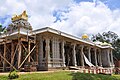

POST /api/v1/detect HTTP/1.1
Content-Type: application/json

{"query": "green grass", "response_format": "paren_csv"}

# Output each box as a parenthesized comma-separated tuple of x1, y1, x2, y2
(113, 75, 120, 80)
(0, 71, 120, 80)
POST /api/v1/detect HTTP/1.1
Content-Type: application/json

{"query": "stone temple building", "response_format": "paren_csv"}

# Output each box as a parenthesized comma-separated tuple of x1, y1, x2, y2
(0, 11, 114, 72)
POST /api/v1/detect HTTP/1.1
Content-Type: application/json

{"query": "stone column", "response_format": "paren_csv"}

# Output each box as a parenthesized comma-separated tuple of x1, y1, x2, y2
(110, 49, 114, 67)
(72, 43, 77, 66)
(94, 48, 98, 66)
(57, 39, 60, 59)
(80, 45, 84, 67)
(45, 38, 50, 68)
(61, 41, 65, 67)
(39, 37, 43, 66)
(52, 39, 54, 67)
(52, 38, 55, 59)
(107, 49, 111, 67)
(99, 49, 102, 67)
(54, 38, 57, 58)
(88, 47, 91, 62)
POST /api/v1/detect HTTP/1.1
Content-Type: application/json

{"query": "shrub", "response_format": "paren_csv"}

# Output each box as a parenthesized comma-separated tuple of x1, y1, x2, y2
(8, 70, 19, 79)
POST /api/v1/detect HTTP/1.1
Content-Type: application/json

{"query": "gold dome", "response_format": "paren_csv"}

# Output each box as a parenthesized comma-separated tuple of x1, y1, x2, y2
(100, 42, 112, 46)
(82, 34, 89, 39)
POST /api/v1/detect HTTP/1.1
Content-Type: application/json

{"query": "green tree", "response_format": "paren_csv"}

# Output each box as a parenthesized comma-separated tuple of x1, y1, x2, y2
(91, 31, 120, 60)
(0, 24, 6, 34)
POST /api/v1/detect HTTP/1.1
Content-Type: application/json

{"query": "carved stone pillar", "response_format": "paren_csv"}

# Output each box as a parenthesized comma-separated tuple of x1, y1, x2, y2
(61, 41, 65, 67)
(94, 48, 98, 66)
(72, 43, 77, 66)
(80, 45, 84, 67)
(45, 38, 50, 68)
(110, 49, 114, 67)
(88, 47, 91, 62)
(39, 36, 43, 66)
(57, 39, 60, 59)
(99, 49, 102, 67)
(107, 49, 111, 67)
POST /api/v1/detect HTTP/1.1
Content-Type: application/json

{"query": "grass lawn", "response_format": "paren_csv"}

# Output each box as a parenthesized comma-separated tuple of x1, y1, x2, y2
(0, 71, 120, 80)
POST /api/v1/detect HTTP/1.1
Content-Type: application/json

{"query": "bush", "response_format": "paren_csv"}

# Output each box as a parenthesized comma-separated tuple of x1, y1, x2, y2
(8, 70, 19, 79)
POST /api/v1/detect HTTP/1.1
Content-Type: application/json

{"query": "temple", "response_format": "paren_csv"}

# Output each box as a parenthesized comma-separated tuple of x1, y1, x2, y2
(0, 11, 114, 72)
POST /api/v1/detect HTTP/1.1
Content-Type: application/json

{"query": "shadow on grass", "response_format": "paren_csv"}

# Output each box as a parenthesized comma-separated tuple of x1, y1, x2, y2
(69, 72, 118, 80)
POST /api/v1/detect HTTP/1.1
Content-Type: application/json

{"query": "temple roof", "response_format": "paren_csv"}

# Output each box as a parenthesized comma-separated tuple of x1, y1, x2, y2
(32, 27, 113, 49)
(0, 27, 113, 49)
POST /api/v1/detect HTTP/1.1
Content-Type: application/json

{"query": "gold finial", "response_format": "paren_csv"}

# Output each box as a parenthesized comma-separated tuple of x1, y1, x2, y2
(11, 10, 28, 22)
(82, 34, 89, 39)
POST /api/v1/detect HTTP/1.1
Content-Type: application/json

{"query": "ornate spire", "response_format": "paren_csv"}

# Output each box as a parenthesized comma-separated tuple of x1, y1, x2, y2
(7, 11, 32, 33)
(11, 10, 28, 22)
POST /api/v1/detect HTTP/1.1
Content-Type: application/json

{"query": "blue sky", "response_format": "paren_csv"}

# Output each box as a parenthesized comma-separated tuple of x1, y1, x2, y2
(0, 0, 120, 36)
(74, 0, 120, 10)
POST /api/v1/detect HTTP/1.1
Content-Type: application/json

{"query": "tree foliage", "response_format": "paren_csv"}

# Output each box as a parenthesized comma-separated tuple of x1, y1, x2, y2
(0, 24, 6, 34)
(91, 31, 120, 60)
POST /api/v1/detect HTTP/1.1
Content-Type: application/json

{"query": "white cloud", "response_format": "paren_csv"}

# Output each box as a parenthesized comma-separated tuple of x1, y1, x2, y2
(51, 1, 120, 37)
(0, 0, 73, 29)
(0, 0, 120, 37)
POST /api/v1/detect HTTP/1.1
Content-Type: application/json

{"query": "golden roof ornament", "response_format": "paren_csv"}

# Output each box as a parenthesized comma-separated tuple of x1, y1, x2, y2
(100, 42, 112, 46)
(11, 10, 28, 22)
(82, 34, 89, 39)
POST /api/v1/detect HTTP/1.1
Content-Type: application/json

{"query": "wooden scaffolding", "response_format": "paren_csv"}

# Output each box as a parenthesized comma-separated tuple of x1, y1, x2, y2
(0, 29, 38, 72)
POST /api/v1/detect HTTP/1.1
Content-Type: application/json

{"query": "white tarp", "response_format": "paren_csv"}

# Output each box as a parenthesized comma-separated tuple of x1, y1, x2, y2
(83, 53, 95, 67)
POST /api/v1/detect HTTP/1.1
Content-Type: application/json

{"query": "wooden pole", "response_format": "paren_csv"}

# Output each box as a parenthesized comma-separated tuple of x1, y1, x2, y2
(11, 41, 14, 70)
(11, 43, 19, 65)
(18, 40, 21, 69)
(0, 52, 16, 70)
(3, 42, 6, 71)
(21, 42, 28, 53)
(28, 40, 30, 62)
(18, 44, 36, 69)
(6, 46, 11, 54)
